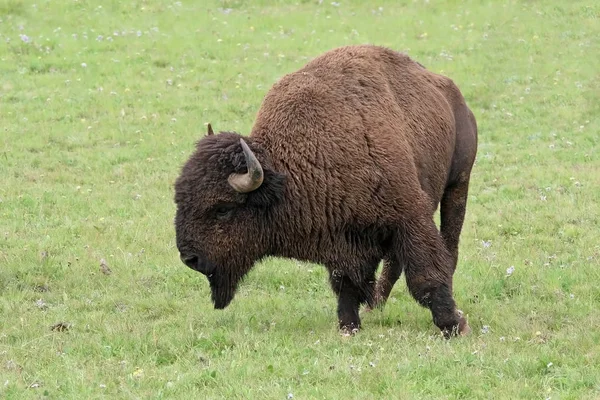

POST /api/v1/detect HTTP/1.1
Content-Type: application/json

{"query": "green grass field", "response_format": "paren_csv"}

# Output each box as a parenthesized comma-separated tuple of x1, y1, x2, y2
(1, 0, 599, 398)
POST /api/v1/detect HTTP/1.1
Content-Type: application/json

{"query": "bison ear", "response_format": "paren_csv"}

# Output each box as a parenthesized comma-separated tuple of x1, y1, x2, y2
(207, 123, 214, 136)
(246, 168, 286, 207)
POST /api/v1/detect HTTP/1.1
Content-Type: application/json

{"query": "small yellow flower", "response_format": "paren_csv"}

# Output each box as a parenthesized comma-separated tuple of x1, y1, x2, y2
(132, 368, 144, 379)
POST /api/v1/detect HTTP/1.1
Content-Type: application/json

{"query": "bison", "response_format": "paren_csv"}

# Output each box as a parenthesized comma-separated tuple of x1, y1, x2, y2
(174, 45, 477, 337)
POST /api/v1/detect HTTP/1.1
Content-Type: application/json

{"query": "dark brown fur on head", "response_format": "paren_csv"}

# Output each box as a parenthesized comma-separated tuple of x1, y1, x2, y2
(174, 132, 285, 308)
(174, 44, 477, 336)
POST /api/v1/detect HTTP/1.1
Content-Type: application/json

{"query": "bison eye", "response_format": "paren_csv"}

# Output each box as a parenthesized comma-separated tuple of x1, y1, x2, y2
(213, 204, 236, 220)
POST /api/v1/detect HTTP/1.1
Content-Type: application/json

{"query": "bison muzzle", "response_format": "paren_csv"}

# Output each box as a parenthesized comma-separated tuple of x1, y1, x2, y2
(174, 45, 477, 337)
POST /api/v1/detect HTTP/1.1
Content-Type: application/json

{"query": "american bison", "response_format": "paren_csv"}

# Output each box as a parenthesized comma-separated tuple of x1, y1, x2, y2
(174, 45, 477, 337)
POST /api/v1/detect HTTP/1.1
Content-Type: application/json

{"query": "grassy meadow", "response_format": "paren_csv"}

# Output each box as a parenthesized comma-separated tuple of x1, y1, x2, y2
(1, 0, 599, 398)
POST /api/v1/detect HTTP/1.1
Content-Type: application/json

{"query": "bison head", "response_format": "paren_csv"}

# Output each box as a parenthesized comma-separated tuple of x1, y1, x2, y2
(174, 129, 285, 309)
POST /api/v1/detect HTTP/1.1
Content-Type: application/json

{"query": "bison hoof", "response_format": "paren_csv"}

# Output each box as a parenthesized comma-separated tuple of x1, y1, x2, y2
(457, 311, 471, 336)
(340, 323, 360, 337)
(364, 296, 386, 313)
(440, 310, 471, 339)
(363, 304, 377, 313)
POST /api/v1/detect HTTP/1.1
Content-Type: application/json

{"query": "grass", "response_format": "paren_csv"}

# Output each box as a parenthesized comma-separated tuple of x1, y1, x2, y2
(1, 0, 599, 398)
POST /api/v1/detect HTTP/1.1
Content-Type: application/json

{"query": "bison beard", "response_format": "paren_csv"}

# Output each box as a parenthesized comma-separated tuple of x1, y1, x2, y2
(209, 272, 235, 310)
(174, 45, 477, 338)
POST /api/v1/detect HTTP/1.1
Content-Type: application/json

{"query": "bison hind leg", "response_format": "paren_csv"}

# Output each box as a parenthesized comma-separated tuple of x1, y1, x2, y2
(440, 178, 471, 273)
(367, 257, 404, 311)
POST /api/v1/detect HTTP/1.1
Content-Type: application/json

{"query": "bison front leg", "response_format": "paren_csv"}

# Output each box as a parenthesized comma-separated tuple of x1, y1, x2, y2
(400, 218, 471, 338)
(328, 267, 376, 334)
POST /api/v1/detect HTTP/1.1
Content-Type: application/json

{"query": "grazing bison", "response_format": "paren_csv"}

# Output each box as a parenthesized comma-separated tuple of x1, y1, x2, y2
(174, 45, 477, 337)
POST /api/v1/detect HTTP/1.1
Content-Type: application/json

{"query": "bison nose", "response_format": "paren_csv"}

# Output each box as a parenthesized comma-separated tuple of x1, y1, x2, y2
(180, 253, 217, 277)
(180, 254, 199, 269)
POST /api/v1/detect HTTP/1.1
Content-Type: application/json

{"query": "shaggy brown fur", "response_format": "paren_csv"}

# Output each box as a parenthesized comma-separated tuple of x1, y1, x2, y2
(174, 44, 477, 337)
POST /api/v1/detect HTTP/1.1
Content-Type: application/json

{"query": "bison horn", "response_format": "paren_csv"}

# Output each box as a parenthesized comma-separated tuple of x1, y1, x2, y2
(228, 139, 264, 193)
(207, 123, 214, 136)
